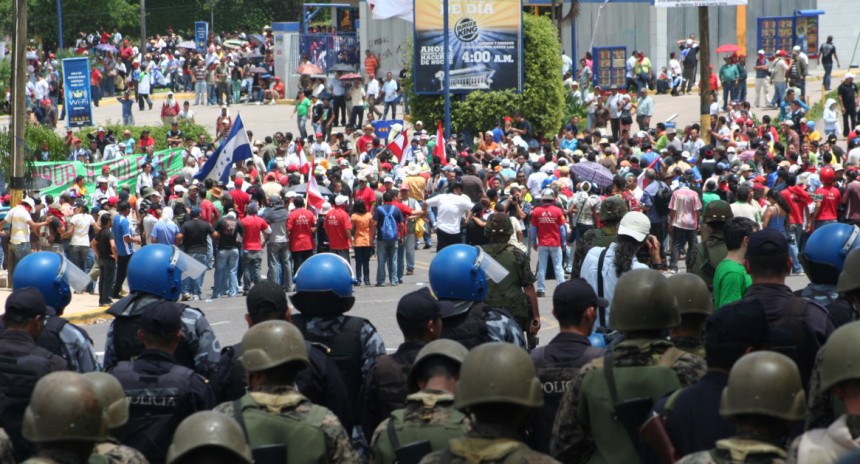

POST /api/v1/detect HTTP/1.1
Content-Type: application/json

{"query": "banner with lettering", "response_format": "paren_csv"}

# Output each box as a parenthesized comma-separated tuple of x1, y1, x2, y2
(62, 58, 93, 128)
(33, 149, 185, 204)
(195, 22, 209, 54)
(413, 0, 522, 94)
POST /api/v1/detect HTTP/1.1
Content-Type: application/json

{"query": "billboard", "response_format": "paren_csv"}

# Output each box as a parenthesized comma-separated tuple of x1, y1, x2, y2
(195, 21, 209, 53)
(413, 0, 522, 94)
(62, 58, 93, 128)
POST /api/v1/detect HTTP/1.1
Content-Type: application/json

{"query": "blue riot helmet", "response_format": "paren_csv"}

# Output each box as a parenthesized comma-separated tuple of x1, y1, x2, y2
(290, 253, 356, 316)
(800, 223, 860, 285)
(429, 244, 508, 308)
(588, 332, 607, 348)
(13, 252, 91, 313)
(127, 244, 206, 300)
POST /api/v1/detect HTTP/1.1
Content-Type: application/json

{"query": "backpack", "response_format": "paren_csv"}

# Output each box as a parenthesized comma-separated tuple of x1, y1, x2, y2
(378, 205, 399, 241)
(654, 183, 672, 216)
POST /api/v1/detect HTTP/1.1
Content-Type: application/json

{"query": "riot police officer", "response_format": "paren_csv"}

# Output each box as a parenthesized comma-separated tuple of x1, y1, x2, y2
(103, 244, 221, 377)
(675, 352, 805, 463)
(82, 372, 148, 464)
(796, 223, 860, 327)
(0, 287, 68, 461)
(9, 252, 99, 372)
(481, 212, 539, 347)
(215, 280, 353, 429)
(288, 253, 386, 445)
(166, 412, 252, 464)
(108, 300, 215, 464)
(420, 343, 559, 464)
(667, 273, 714, 357)
(368, 339, 470, 464)
(570, 195, 628, 278)
(688, 200, 733, 289)
(551, 269, 706, 463)
(429, 244, 527, 350)
(212, 320, 360, 463)
(21, 371, 109, 464)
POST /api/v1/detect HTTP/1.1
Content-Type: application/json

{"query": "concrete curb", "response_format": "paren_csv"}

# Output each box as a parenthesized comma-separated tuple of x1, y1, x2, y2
(65, 307, 113, 325)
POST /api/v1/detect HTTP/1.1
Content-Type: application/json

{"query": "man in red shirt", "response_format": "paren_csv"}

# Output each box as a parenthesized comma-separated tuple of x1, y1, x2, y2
(355, 177, 377, 211)
(287, 196, 317, 273)
(325, 195, 353, 264)
(814, 166, 842, 231)
(780, 173, 811, 275)
(356, 124, 375, 155)
(240, 201, 271, 293)
(228, 177, 250, 218)
(138, 129, 155, 153)
(531, 188, 567, 297)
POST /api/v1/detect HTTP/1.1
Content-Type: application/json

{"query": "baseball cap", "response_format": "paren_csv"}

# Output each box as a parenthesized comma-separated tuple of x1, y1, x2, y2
(315, 132, 323, 138)
(705, 299, 771, 346)
(246, 280, 288, 318)
(189, 207, 202, 217)
(747, 229, 788, 257)
(335, 195, 349, 205)
(139, 301, 183, 336)
(757, 49, 765, 55)
(541, 188, 555, 200)
(618, 211, 651, 242)
(396, 287, 441, 332)
(5, 287, 47, 321)
(553, 279, 608, 314)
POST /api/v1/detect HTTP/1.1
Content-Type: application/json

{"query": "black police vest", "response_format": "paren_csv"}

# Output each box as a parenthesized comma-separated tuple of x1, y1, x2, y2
(110, 361, 197, 464)
(292, 314, 364, 409)
(0, 353, 56, 462)
(368, 348, 419, 431)
(107, 293, 198, 370)
(37, 316, 94, 368)
(440, 304, 494, 350)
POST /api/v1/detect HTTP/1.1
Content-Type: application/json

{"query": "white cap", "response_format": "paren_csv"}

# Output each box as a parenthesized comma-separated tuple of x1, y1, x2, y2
(96, 176, 108, 183)
(174, 185, 187, 193)
(335, 195, 348, 206)
(285, 191, 297, 198)
(618, 211, 651, 242)
(415, 120, 424, 126)
(757, 49, 765, 55)
(383, 176, 394, 183)
(321, 202, 331, 213)
(681, 150, 692, 160)
(846, 73, 856, 80)
(686, 39, 693, 45)
(793, 45, 801, 52)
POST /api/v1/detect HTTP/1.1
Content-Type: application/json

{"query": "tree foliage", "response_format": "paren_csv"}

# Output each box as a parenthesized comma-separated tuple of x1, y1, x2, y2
(406, 14, 565, 138)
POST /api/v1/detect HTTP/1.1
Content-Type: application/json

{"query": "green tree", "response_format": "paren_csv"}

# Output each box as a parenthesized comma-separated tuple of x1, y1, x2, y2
(405, 14, 565, 138)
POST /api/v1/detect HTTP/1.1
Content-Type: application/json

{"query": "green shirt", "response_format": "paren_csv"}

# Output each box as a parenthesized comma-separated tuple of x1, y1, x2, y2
(713, 259, 752, 309)
(297, 97, 311, 116)
(702, 192, 720, 211)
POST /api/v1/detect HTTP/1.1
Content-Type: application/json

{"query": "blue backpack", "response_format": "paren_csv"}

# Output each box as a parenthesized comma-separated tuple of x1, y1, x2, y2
(379, 205, 399, 241)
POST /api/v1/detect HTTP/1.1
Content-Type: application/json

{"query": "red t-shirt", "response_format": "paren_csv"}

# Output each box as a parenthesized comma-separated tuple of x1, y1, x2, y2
(355, 187, 377, 211)
(228, 189, 250, 218)
(531, 204, 566, 247)
(287, 208, 316, 252)
(240, 215, 270, 251)
(392, 200, 413, 238)
(324, 207, 352, 250)
(816, 185, 842, 221)
(199, 199, 218, 224)
(138, 136, 155, 149)
(356, 135, 374, 155)
(781, 186, 812, 225)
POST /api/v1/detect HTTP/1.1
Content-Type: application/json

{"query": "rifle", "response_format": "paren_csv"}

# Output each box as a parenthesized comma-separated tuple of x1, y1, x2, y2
(640, 412, 680, 464)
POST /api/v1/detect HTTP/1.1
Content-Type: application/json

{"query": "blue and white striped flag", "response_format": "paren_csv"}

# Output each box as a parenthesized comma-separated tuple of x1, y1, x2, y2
(194, 114, 252, 184)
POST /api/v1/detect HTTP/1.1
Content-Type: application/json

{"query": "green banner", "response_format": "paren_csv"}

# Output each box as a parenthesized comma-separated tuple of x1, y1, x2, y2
(33, 149, 185, 203)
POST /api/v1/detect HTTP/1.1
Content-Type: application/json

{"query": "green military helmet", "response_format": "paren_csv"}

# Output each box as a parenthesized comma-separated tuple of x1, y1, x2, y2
(22, 371, 108, 443)
(820, 321, 860, 391)
(238, 320, 309, 373)
(720, 351, 806, 421)
(609, 269, 680, 332)
(454, 342, 542, 410)
(600, 195, 628, 223)
(407, 339, 469, 392)
(166, 411, 252, 464)
(83, 372, 130, 430)
(667, 273, 714, 316)
(703, 200, 733, 224)
(484, 212, 513, 238)
(837, 247, 860, 294)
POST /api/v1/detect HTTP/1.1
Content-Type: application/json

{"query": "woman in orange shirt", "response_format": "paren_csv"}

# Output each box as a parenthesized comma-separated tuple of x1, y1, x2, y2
(351, 200, 375, 286)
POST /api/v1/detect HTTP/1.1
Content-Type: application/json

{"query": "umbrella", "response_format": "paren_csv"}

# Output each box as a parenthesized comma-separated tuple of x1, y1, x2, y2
(222, 39, 247, 50)
(328, 63, 356, 73)
(570, 161, 614, 189)
(250, 66, 268, 74)
(177, 40, 196, 49)
(310, 73, 328, 80)
(288, 183, 333, 196)
(338, 73, 362, 80)
(715, 44, 741, 54)
(296, 62, 324, 75)
(96, 43, 118, 53)
(250, 34, 266, 46)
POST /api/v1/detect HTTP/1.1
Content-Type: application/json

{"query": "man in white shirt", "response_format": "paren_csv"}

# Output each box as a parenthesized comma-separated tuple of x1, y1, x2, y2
(366, 77, 382, 119)
(33, 74, 49, 102)
(1, 198, 47, 271)
(423, 182, 473, 251)
(526, 169, 548, 198)
(310, 132, 332, 160)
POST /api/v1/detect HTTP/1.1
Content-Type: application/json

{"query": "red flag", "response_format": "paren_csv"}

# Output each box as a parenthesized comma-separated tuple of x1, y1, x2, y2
(296, 138, 311, 175)
(386, 129, 408, 159)
(433, 121, 446, 165)
(306, 154, 325, 210)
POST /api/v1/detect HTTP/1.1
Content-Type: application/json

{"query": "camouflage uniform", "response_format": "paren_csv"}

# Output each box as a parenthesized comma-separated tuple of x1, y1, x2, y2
(213, 385, 361, 464)
(688, 231, 729, 287)
(484, 306, 528, 348)
(671, 336, 707, 358)
(676, 437, 787, 463)
(806, 347, 843, 430)
(52, 317, 100, 373)
(0, 429, 12, 464)
(570, 225, 618, 279)
(482, 240, 537, 338)
(418, 425, 561, 464)
(94, 439, 150, 464)
(369, 390, 471, 464)
(301, 316, 386, 377)
(549, 339, 707, 463)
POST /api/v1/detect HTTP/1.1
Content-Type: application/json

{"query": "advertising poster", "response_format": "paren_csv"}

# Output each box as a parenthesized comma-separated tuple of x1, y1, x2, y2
(414, 0, 522, 94)
(195, 21, 209, 53)
(62, 58, 93, 128)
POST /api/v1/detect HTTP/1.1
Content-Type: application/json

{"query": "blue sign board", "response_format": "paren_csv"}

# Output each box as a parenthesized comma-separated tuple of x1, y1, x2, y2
(62, 58, 92, 128)
(195, 21, 209, 54)
(372, 120, 403, 140)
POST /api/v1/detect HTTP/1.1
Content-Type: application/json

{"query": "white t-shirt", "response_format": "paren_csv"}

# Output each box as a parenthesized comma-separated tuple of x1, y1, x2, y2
(424, 193, 473, 235)
(69, 213, 95, 246)
(310, 142, 332, 159)
(8, 206, 32, 244)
